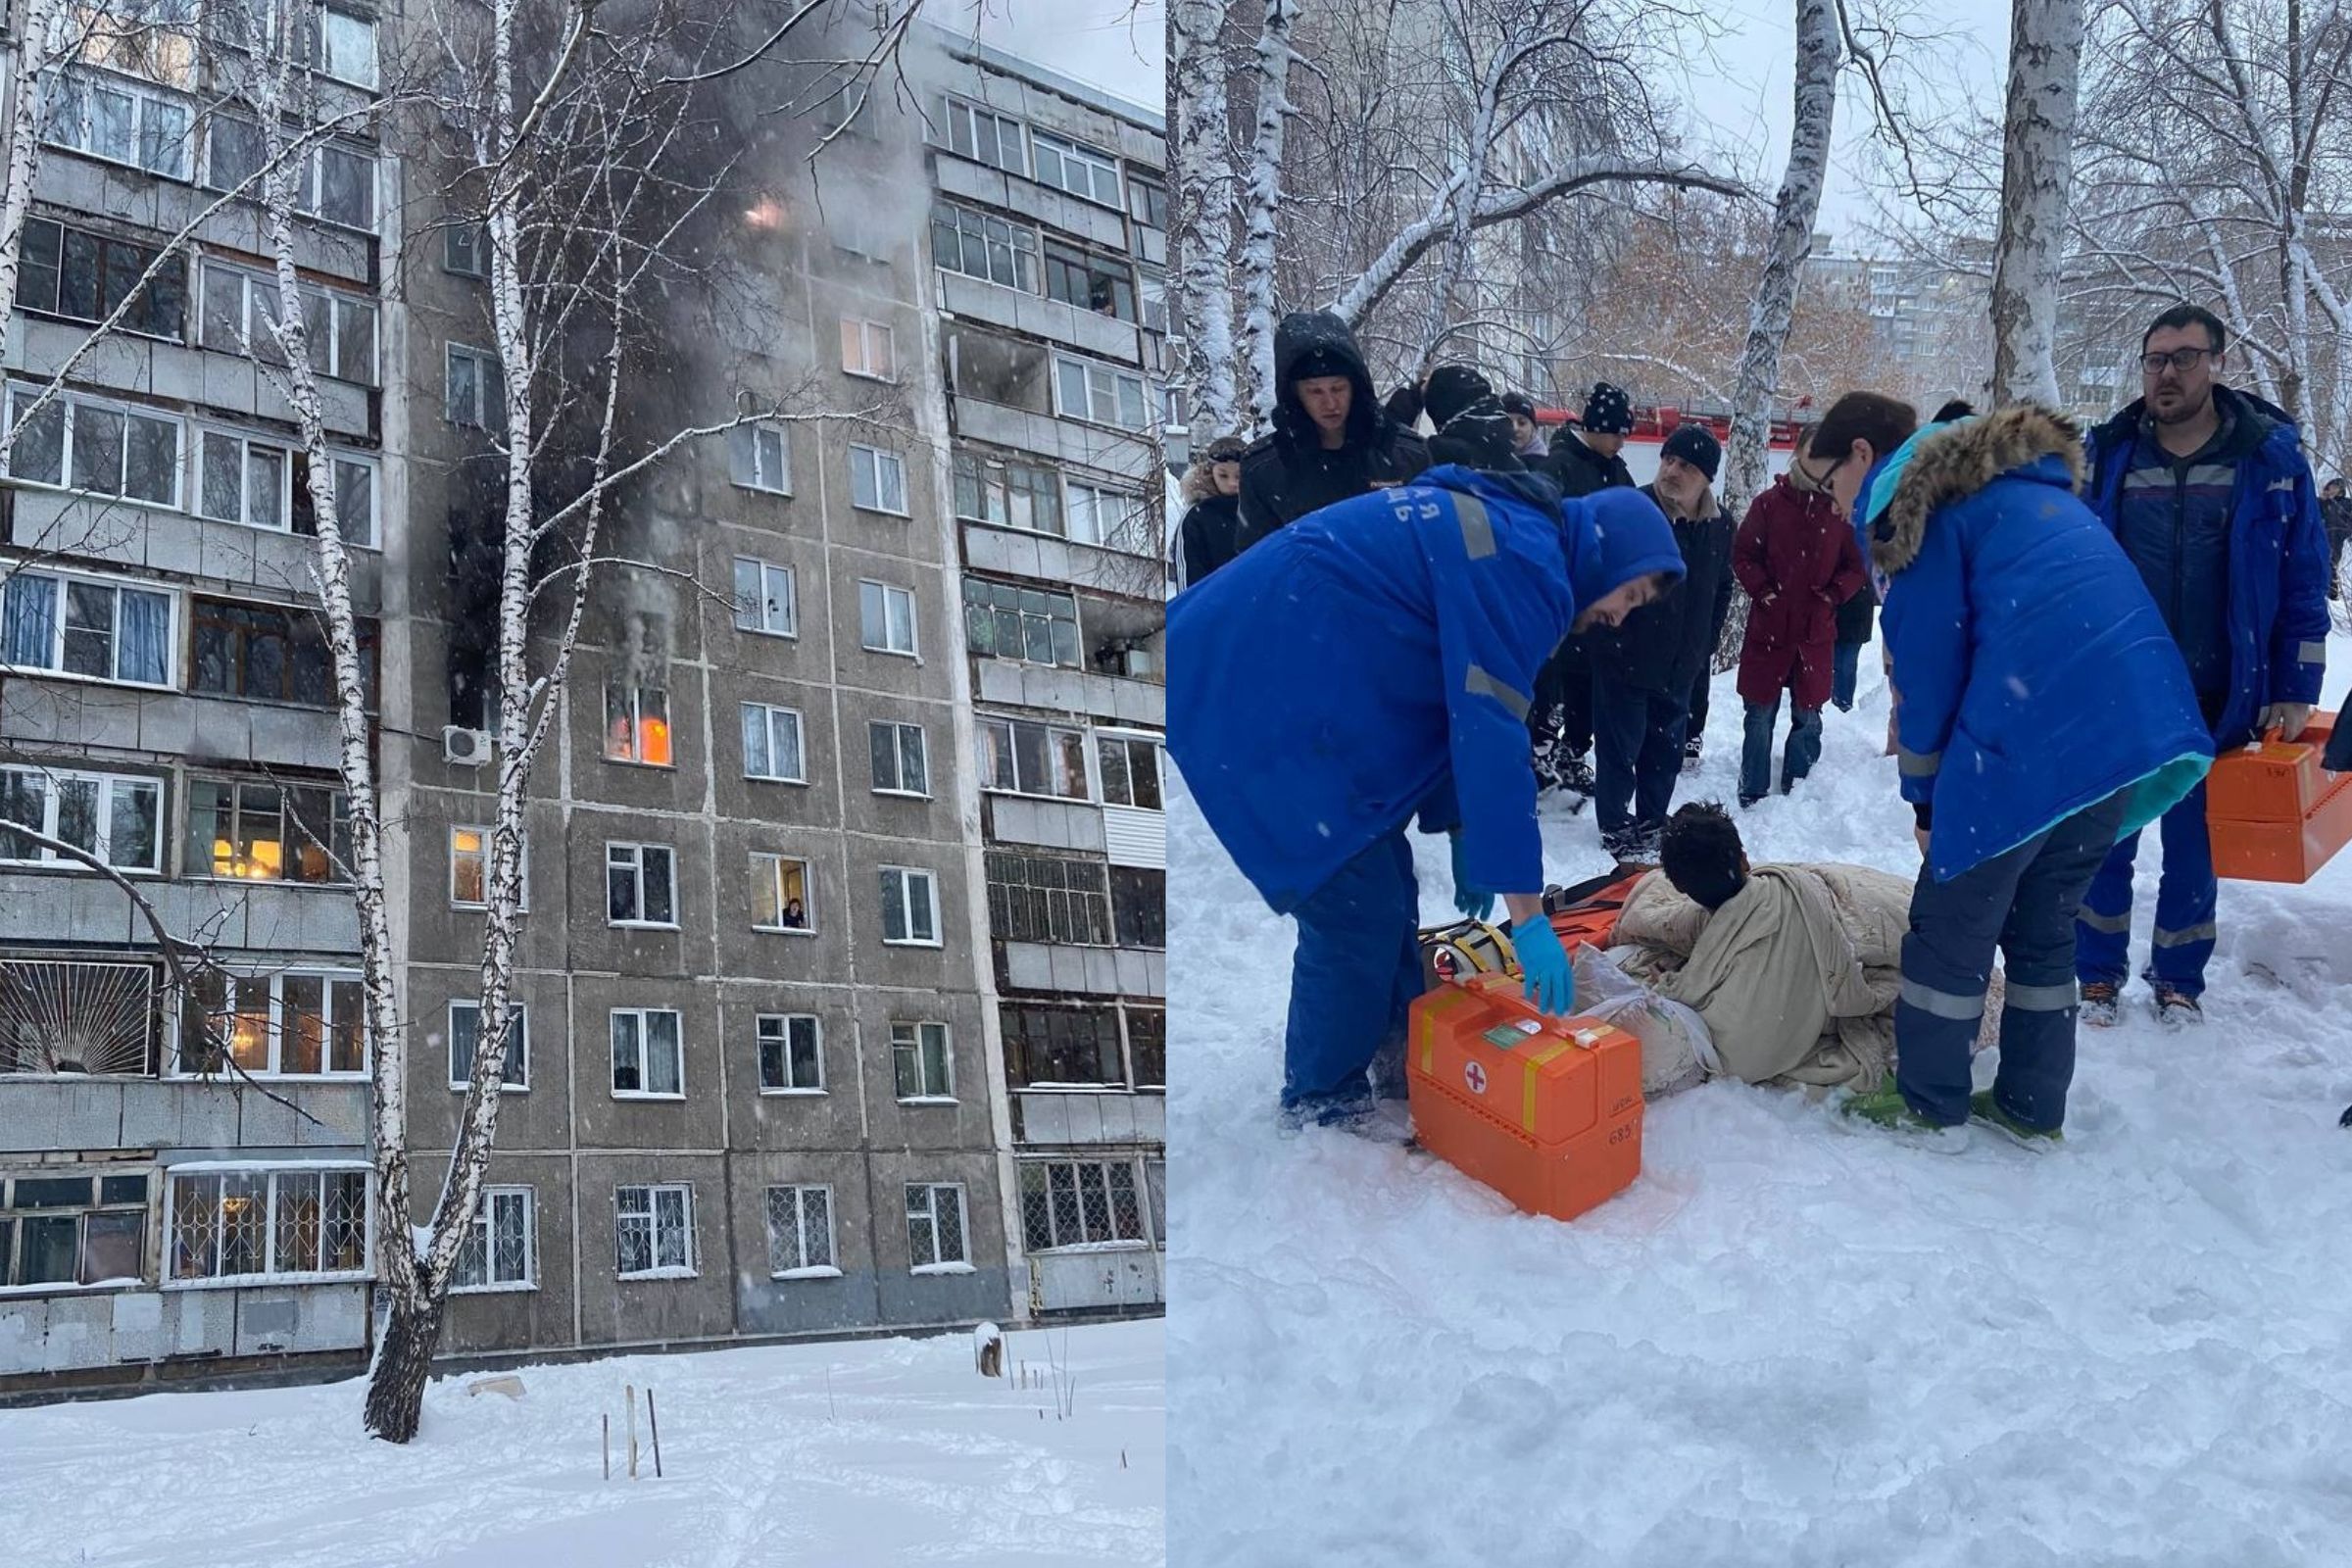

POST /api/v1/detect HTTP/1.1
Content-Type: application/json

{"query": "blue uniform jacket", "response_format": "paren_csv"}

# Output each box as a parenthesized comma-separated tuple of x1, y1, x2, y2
(1168, 468, 1684, 913)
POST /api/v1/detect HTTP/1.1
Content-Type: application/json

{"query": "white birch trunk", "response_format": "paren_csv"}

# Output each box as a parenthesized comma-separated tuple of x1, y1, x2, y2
(1988, 0, 2084, 406)
(0, 0, 61, 383)
(1236, 0, 1297, 424)
(1171, 0, 1240, 437)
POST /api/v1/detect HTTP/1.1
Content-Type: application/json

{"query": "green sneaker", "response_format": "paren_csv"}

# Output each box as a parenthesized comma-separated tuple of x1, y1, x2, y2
(1970, 1091, 2062, 1148)
(1838, 1086, 1971, 1152)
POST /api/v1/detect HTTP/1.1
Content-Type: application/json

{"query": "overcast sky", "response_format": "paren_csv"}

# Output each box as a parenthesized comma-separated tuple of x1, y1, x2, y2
(951, 0, 1166, 114)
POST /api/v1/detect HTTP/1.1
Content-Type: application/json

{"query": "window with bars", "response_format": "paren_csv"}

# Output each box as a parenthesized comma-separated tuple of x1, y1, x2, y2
(1044, 241, 1136, 321)
(4, 383, 182, 508)
(953, 451, 1062, 535)
(177, 970, 366, 1077)
(614, 1184, 693, 1277)
(0, 1169, 148, 1290)
(1000, 1004, 1123, 1087)
(15, 218, 184, 337)
(1097, 736, 1165, 810)
(0, 959, 160, 1076)
(1019, 1159, 1146, 1251)
(962, 580, 1080, 668)
(447, 1001, 527, 1092)
(756, 1014, 822, 1093)
(183, 778, 350, 883)
(891, 1020, 953, 1101)
(168, 1166, 368, 1284)
(450, 1187, 534, 1292)
(906, 1182, 968, 1270)
(931, 202, 1039, 292)
(1112, 866, 1167, 951)
(0, 570, 172, 687)
(0, 766, 162, 872)
(976, 717, 1090, 800)
(764, 1185, 836, 1275)
(985, 853, 1112, 947)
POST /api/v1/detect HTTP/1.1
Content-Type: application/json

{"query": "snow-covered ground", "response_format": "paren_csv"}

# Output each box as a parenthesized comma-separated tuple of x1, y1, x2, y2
(2, 1319, 1161, 1567)
(1167, 630, 2352, 1566)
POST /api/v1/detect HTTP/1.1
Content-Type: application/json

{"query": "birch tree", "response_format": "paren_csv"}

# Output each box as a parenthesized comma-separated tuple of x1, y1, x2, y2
(1236, 0, 1299, 421)
(1988, 0, 2084, 404)
(1171, 0, 1241, 436)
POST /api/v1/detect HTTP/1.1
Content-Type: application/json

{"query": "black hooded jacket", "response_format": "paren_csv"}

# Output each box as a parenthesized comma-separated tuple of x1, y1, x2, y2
(1544, 428, 1637, 500)
(1235, 312, 1432, 552)
(1586, 484, 1733, 696)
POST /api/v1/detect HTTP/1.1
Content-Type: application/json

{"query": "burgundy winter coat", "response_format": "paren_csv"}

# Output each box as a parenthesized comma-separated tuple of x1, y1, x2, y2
(1733, 474, 1867, 710)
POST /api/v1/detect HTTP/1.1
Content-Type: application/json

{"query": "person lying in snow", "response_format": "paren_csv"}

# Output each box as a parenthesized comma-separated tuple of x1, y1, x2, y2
(1167, 466, 1685, 1130)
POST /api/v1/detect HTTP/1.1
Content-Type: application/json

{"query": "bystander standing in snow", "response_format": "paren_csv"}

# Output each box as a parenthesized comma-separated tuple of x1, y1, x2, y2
(1529, 382, 1639, 799)
(1167, 468, 1683, 1130)
(2321, 476, 2351, 602)
(1585, 424, 1735, 865)
(1813, 394, 2213, 1145)
(1419, 367, 1535, 474)
(1234, 311, 1431, 554)
(1735, 431, 1867, 805)
(1176, 434, 1249, 587)
(2074, 305, 2332, 1029)
(1501, 391, 1547, 462)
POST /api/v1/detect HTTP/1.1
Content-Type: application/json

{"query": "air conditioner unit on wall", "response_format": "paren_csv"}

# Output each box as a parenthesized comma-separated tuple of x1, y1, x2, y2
(443, 726, 491, 766)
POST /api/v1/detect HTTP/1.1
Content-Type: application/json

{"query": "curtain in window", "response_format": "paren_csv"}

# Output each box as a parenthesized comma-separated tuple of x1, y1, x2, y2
(2, 574, 56, 666)
(117, 590, 169, 684)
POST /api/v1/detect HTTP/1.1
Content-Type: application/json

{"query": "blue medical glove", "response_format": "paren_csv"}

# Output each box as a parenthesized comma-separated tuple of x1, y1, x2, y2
(1448, 833, 1494, 921)
(1513, 914, 1575, 1016)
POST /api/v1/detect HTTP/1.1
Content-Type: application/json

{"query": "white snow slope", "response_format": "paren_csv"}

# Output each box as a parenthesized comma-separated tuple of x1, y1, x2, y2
(1, 1319, 1162, 1567)
(1168, 633, 2352, 1567)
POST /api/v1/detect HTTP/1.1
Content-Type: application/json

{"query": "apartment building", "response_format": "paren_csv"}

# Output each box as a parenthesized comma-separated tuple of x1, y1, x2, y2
(916, 33, 1169, 1315)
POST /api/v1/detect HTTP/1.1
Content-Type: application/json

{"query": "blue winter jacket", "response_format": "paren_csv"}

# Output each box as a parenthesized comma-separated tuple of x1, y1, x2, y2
(2083, 386, 2330, 748)
(1863, 408, 2213, 884)
(1168, 468, 1685, 913)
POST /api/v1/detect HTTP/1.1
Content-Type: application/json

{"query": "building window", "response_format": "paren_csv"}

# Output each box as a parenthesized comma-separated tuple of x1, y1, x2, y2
(1044, 241, 1136, 321)
(41, 68, 192, 179)
(448, 825, 527, 909)
(198, 428, 292, 530)
(190, 598, 377, 708)
(1129, 174, 1168, 230)
(858, 580, 918, 657)
(977, 717, 1090, 800)
(1001, 1004, 1124, 1087)
(1064, 480, 1149, 552)
(752, 853, 811, 932)
(603, 684, 673, 765)
(906, 1182, 969, 1271)
(986, 854, 1113, 947)
(817, 81, 871, 141)
(197, 262, 375, 381)
(167, 1166, 368, 1285)
(962, 579, 1080, 667)
(610, 1008, 684, 1098)
(0, 570, 172, 687)
(931, 202, 1038, 291)
(614, 1183, 693, 1277)
(1146, 1156, 1165, 1242)
(763, 1185, 836, 1276)
(839, 318, 896, 380)
(450, 1187, 533, 1292)
(0, 766, 162, 872)
(741, 704, 806, 784)
(1112, 866, 1167, 951)
(891, 1020, 953, 1101)
(183, 778, 348, 883)
(312, 7, 380, 89)
(16, 219, 184, 337)
(5, 383, 182, 508)
(943, 97, 1026, 176)
(291, 450, 379, 548)
(1097, 736, 1164, 809)
(729, 420, 791, 494)
(1031, 130, 1122, 206)
(848, 444, 908, 514)
(606, 842, 678, 927)
(444, 344, 505, 429)
(0, 1169, 148, 1290)
(443, 222, 487, 277)
(879, 866, 941, 947)
(1054, 355, 1152, 430)
(732, 558, 796, 638)
(204, 121, 378, 231)
(447, 1001, 527, 1092)
(1139, 267, 1169, 334)
(946, 324, 1052, 411)
(178, 970, 366, 1077)
(953, 451, 1061, 534)
(0, 958, 160, 1076)
(1128, 1008, 1165, 1088)
(756, 1014, 822, 1093)
(1020, 1159, 1146, 1251)
(868, 721, 929, 797)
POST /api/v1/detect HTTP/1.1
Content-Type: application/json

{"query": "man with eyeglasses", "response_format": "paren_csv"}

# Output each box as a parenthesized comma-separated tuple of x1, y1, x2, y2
(2075, 303, 2331, 1030)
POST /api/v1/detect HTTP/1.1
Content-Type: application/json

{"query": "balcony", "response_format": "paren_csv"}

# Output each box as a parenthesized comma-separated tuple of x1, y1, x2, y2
(1011, 1087, 1166, 1147)
(0, 684, 348, 773)
(9, 490, 383, 611)
(0, 872, 360, 953)
(933, 156, 1131, 252)
(1002, 939, 1163, 998)
(936, 270, 1142, 365)
(962, 519, 1162, 599)
(951, 396, 1156, 475)
(986, 795, 1106, 854)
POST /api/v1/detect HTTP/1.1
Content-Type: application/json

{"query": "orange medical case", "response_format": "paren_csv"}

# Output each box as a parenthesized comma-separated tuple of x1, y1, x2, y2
(2207, 712, 2352, 883)
(1405, 972, 1643, 1223)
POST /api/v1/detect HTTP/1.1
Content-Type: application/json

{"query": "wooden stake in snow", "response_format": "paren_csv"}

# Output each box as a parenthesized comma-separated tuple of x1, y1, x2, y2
(647, 1387, 663, 1479)
(625, 1384, 640, 1480)
(603, 1412, 611, 1481)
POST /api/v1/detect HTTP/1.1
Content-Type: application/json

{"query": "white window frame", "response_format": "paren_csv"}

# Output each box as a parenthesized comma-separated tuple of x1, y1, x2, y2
(443, 343, 504, 428)
(603, 682, 673, 767)
(0, 765, 163, 873)
(751, 851, 814, 934)
(755, 1013, 824, 1096)
(868, 720, 930, 799)
(1063, 479, 1151, 554)
(42, 67, 194, 181)
(0, 567, 176, 689)
(1031, 129, 1122, 207)
(906, 1181, 972, 1273)
(729, 420, 791, 495)
(312, 6, 380, 90)
(449, 1186, 536, 1294)
(942, 97, 1027, 176)
(443, 222, 487, 277)
(1053, 354, 1152, 432)
(605, 841, 679, 929)
(447, 1000, 529, 1093)
(1096, 730, 1166, 811)
(931, 201, 1039, 292)
(5, 383, 185, 510)
(848, 444, 908, 515)
(200, 116, 378, 232)
(732, 557, 797, 638)
(609, 1007, 686, 1101)
(858, 579, 919, 658)
(448, 824, 527, 910)
(879, 865, 942, 948)
(162, 1160, 371, 1289)
(182, 776, 350, 884)
(839, 318, 896, 381)
(173, 969, 369, 1078)
(196, 425, 293, 531)
(977, 716, 1093, 802)
(740, 703, 807, 785)
(613, 1183, 695, 1279)
(891, 1019, 954, 1102)
(763, 1184, 839, 1279)
(198, 260, 376, 384)
(318, 450, 379, 549)
(1019, 1157, 1152, 1252)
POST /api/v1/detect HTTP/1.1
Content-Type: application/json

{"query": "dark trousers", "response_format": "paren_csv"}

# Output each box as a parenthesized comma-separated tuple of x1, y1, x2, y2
(2076, 779, 2217, 999)
(1686, 667, 1713, 746)
(1740, 694, 1823, 803)
(1895, 792, 2127, 1130)
(1591, 674, 1688, 857)
(1283, 831, 1425, 1110)
(1832, 641, 1862, 710)
(1532, 639, 1592, 757)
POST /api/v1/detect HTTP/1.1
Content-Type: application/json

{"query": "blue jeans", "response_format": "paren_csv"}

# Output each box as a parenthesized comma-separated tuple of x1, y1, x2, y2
(1897, 792, 2127, 1130)
(1282, 830, 1425, 1113)
(1740, 696, 1823, 803)
(1832, 642, 1862, 710)
(2075, 779, 2216, 999)
(1591, 675, 1688, 857)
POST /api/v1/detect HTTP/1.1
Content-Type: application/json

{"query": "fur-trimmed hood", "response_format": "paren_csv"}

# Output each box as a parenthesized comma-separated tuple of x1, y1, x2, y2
(1871, 405, 2085, 575)
(1182, 461, 1233, 505)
